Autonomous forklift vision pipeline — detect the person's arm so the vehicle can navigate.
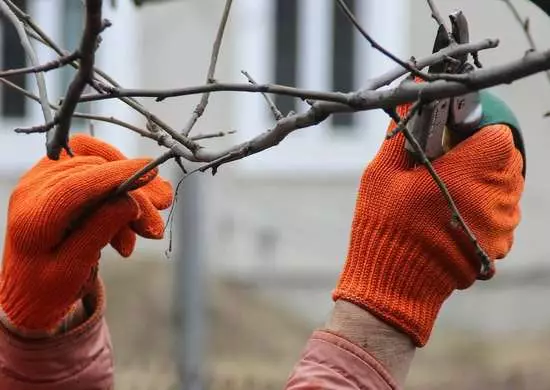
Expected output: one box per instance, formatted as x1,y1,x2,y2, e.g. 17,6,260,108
286,302,412,390
286,96,525,389
0,135,173,390
0,281,114,390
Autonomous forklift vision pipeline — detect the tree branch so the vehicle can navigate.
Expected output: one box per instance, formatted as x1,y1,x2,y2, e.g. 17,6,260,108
336,0,477,85
0,77,153,138
335,0,427,82
502,0,550,86
76,43,550,119
5,0,200,156
0,51,79,78
181,45,550,169
385,108,493,277
386,100,422,139
116,150,175,195
181,0,233,136
190,130,236,141
0,0,54,125
78,82,352,104
426,0,452,41
241,70,284,120
45,0,103,160
365,39,498,90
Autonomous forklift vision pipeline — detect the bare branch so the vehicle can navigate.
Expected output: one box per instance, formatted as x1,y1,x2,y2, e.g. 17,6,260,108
190,130,236,141
46,0,103,160
385,108,493,277
426,0,452,40
0,51,79,78
5,0,200,156
365,39,498,90
177,45,550,171
77,44,550,119
350,48,550,111
502,0,550,86
79,82,352,104
181,0,233,136
88,121,96,137
336,0,478,85
241,70,284,120
15,121,57,134
116,150,175,195
1,77,153,139
335,0,429,81
386,100,422,139
115,0,237,193
0,0,54,125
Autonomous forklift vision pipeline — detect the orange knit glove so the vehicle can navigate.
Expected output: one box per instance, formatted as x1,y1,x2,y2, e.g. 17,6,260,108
333,105,524,346
0,135,173,333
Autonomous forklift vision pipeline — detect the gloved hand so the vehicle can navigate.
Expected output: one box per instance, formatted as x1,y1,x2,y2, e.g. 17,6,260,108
0,135,173,335
333,101,525,347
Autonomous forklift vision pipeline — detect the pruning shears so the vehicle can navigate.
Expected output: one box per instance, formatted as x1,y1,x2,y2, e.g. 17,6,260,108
405,10,484,161
405,10,527,179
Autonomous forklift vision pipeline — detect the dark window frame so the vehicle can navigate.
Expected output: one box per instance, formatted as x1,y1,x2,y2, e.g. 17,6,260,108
274,0,298,116
61,0,91,129
1,0,28,118
273,0,359,129
331,0,356,128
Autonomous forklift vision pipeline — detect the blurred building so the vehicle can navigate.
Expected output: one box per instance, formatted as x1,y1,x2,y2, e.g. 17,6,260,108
131,0,550,329
1,0,550,388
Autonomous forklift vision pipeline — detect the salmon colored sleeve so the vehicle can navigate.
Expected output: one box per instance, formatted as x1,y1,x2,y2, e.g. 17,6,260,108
0,281,114,390
285,330,400,390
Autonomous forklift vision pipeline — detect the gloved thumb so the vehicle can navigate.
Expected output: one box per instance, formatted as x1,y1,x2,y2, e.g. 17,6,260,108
433,124,524,177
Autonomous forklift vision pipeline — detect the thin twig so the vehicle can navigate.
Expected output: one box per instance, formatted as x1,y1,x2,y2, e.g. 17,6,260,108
184,45,549,167
386,100,422,138
174,157,187,173
78,40,498,105
79,83,352,104
115,150,175,195
88,121,96,137
15,121,57,134
241,70,284,120
335,0,427,82
190,130,236,141
366,40,498,90
5,0,200,156
181,0,233,137
46,0,103,160
0,0,54,125
1,77,153,138
426,0,452,40
76,44,550,119
116,0,235,192
385,108,493,277
0,51,79,78
336,0,474,84
502,0,550,85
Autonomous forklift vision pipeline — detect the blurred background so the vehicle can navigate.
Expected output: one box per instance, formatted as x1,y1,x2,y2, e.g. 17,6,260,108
1,0,550,389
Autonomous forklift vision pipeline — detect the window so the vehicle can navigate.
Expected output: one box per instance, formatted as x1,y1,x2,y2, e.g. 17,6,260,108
1,0,27,118
232,0,409,174
274,0,298,116
273,0,357,129
60,0,91,130
331,0,356,128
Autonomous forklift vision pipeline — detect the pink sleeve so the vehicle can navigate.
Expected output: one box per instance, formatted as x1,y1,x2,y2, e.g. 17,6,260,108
285,330,400,390
0,282,114,390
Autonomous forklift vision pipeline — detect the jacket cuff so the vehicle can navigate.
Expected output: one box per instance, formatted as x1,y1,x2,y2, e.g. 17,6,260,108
0,279,114,387
286,330,400,390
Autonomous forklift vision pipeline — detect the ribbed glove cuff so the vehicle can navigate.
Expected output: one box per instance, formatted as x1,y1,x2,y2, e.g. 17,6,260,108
332,219,457,346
